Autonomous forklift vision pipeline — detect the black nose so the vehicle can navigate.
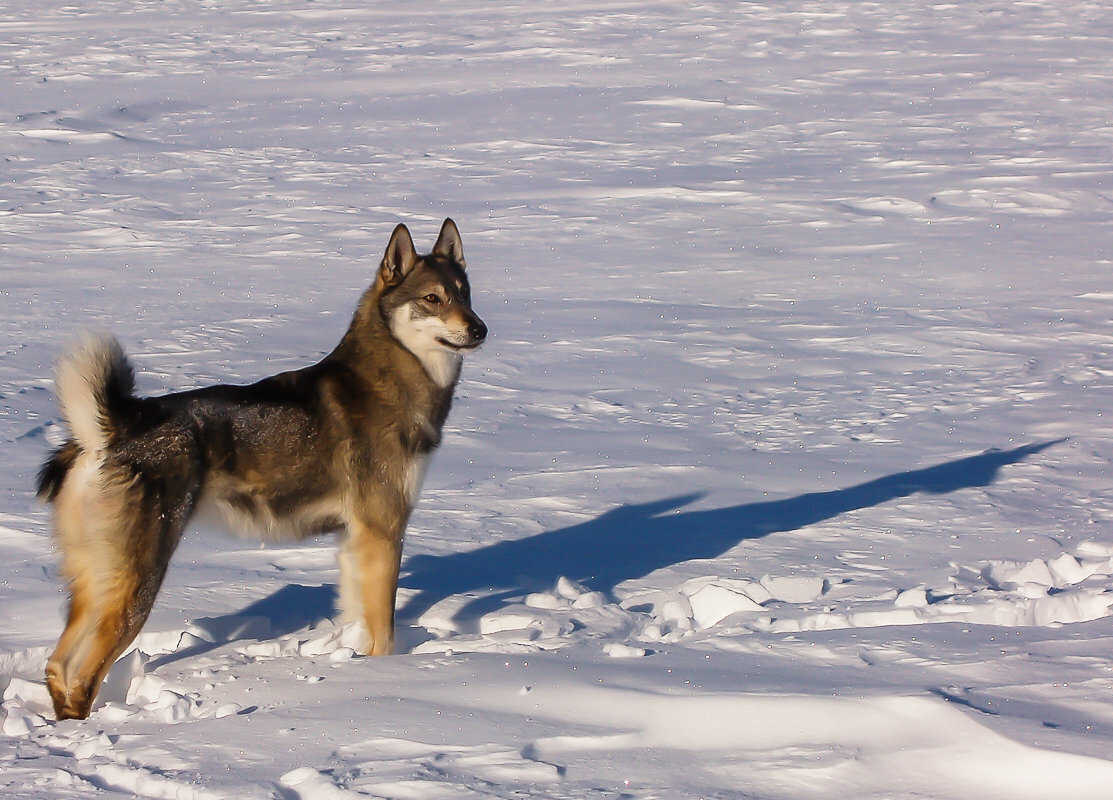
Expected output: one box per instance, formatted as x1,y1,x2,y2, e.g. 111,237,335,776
469,318,488,342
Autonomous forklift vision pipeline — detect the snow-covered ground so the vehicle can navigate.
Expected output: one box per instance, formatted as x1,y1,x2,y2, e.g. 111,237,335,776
3,1,1113,797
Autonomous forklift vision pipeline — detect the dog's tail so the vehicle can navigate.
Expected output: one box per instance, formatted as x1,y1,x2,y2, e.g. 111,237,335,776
55,333,135,454
37,335,135,501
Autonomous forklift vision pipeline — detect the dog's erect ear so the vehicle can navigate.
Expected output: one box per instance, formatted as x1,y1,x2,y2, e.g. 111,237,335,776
380,223,419,285
432,218,466,269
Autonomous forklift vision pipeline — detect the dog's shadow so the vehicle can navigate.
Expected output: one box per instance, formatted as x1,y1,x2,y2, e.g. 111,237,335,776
397,440,1062,628
145,584,337,669
162,440,1060,652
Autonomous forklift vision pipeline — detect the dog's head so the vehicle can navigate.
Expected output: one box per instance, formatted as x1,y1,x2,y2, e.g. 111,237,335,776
378,219,487,388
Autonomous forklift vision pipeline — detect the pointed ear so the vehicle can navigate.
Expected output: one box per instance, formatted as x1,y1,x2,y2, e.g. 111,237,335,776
380,223,418,285
432,218,466,269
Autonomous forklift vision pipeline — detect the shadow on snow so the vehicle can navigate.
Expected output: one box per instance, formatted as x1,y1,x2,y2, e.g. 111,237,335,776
399,439,1062,626
166,440,1062,647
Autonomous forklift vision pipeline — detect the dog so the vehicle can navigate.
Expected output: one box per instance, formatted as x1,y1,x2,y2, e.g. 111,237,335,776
36,219,486,720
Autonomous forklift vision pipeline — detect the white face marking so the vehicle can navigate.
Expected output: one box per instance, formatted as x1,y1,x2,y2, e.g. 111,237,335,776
389,305,463,389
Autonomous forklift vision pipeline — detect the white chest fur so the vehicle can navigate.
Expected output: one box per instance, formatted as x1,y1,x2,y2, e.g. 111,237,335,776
403,452,431,507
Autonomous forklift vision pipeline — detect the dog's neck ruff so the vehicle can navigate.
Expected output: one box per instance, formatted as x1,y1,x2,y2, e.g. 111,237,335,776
388,306,463,389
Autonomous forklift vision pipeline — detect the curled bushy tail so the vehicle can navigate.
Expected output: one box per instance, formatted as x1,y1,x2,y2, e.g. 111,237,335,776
57,333,134,447
54,333,135,454
38,334,135,501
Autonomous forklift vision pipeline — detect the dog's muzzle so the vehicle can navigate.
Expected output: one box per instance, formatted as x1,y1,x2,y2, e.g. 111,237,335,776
438,316,487,351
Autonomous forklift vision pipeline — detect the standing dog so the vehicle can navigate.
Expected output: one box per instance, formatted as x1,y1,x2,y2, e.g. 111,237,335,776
36,219,486,720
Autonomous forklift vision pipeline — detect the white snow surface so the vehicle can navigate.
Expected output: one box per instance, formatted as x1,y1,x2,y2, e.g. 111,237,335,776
3,1,1113,798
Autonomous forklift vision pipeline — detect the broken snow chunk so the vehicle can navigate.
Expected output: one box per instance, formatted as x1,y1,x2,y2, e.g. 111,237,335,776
894,587,929,608
1046,552,1095,586
1044,591,1113,625
299,624,362,658
72,733,111,760
981,559,1054,591
98,649,149,706
680,576,772,605
176,631,209,650
847,608,922,628
687,583,765,628
1075,540,1113,559
660,598,694,630
126,674,169,706
678,575,722,595
134,628,207,656
298,634,337,658
737,581,774,605
337,622,369,653
329,647,355,662
571,591,607,609
280,767,323,789
1,712,29,737
959,589,1113,627
3,677,52,714
240,640,286,659
149,689,193,722
2,705,45,736
555,576,587,600
525,592,567,610
97,704,133,722
603,642,647,658
759,575,828,604
479,613,542,635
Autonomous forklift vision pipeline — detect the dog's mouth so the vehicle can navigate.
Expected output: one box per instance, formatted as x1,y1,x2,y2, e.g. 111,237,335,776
436,337,483,352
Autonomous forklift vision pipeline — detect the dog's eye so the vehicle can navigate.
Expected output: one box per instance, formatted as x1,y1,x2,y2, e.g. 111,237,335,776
423,294,442,305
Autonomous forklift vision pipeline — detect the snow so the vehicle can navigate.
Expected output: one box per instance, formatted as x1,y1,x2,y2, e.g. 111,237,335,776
3,0,1113,797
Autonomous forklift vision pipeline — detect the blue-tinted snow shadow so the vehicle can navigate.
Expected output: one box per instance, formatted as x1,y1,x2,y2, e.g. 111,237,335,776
397,440,1063,627
147,584,336,669
160,440,1061,648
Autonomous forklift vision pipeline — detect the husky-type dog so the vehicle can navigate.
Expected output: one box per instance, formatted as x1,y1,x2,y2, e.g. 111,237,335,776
37,219,486,720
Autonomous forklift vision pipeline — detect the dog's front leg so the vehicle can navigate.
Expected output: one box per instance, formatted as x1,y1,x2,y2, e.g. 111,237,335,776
342,519,403,656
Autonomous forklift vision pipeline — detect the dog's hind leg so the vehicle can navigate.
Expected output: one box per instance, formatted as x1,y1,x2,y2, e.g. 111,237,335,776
44,578,98,718
46,467,191,720
47,568,151,720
